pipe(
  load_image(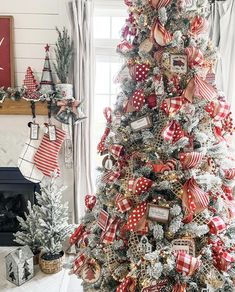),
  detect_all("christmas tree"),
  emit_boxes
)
[72,0,235,291]
[14,201,41,254]
[33,175,70,257]
[23,66,40,101]
[40,44,55,94]
[22,261,31,281]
